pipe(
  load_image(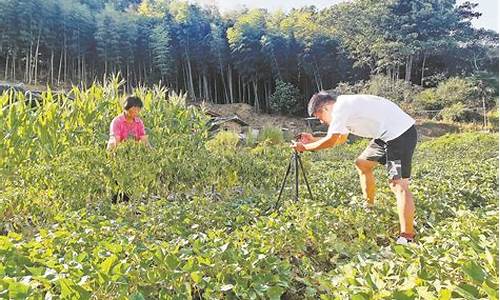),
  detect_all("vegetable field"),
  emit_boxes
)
[0,81,498,299]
